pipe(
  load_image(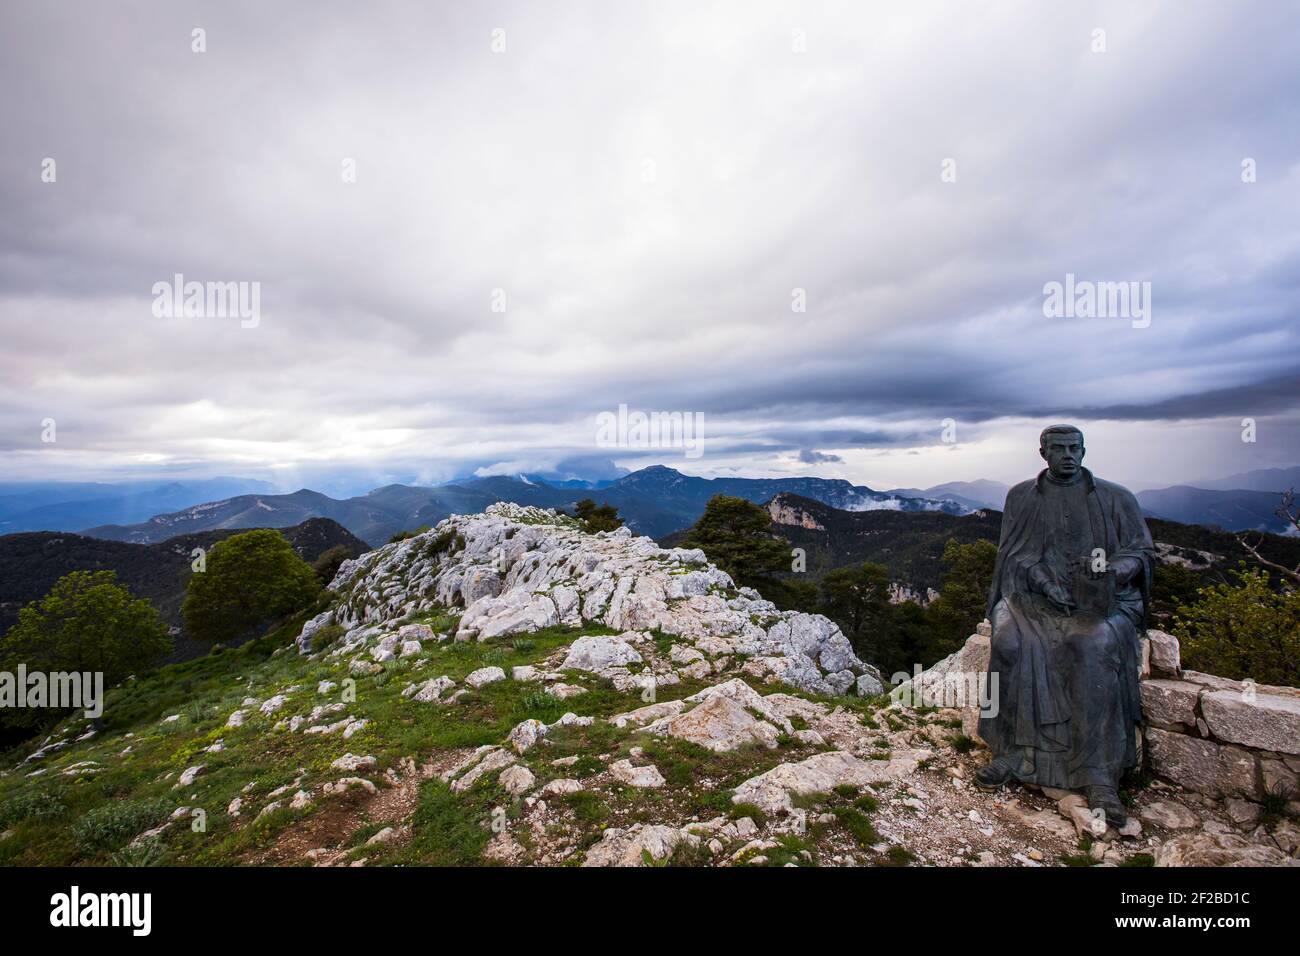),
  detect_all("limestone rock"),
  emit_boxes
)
[1145,630,1182,678]
[1138,800,1199,830]
[541,778,583,796]
[610,699,686,729]
[1139,679,1201,727]
[657,694,781,753]
[331,753,377,772]
[457,591,558,642]
[465,666,506,689]
[499,765,536,795]
[582,824,684,866]
[1155,830,1294,867]
[610,759,666,788]
[451,748,516,793]
[1200,687,1300,755]
[1146,727,1259,798]
[732,749,930,814]
[398,623,434,642]
[506,718,548,754]
[407,676,456,702]
[175,765,204,788]
[561,635,643,673]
